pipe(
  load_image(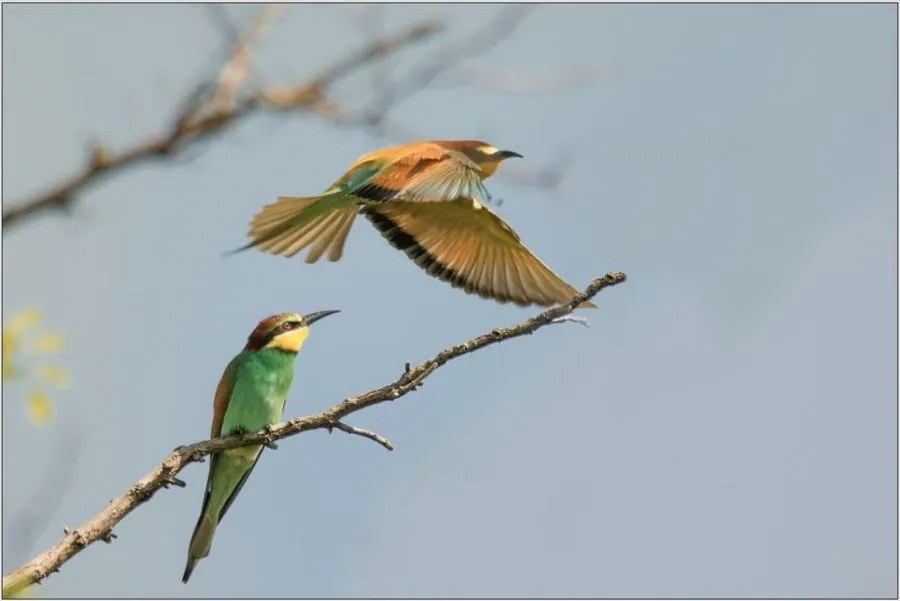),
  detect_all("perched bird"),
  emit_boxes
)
[231,140,594,308]
[182,309,339,584]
